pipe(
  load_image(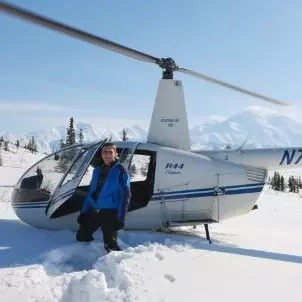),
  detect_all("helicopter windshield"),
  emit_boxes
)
[16,145,83,195]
